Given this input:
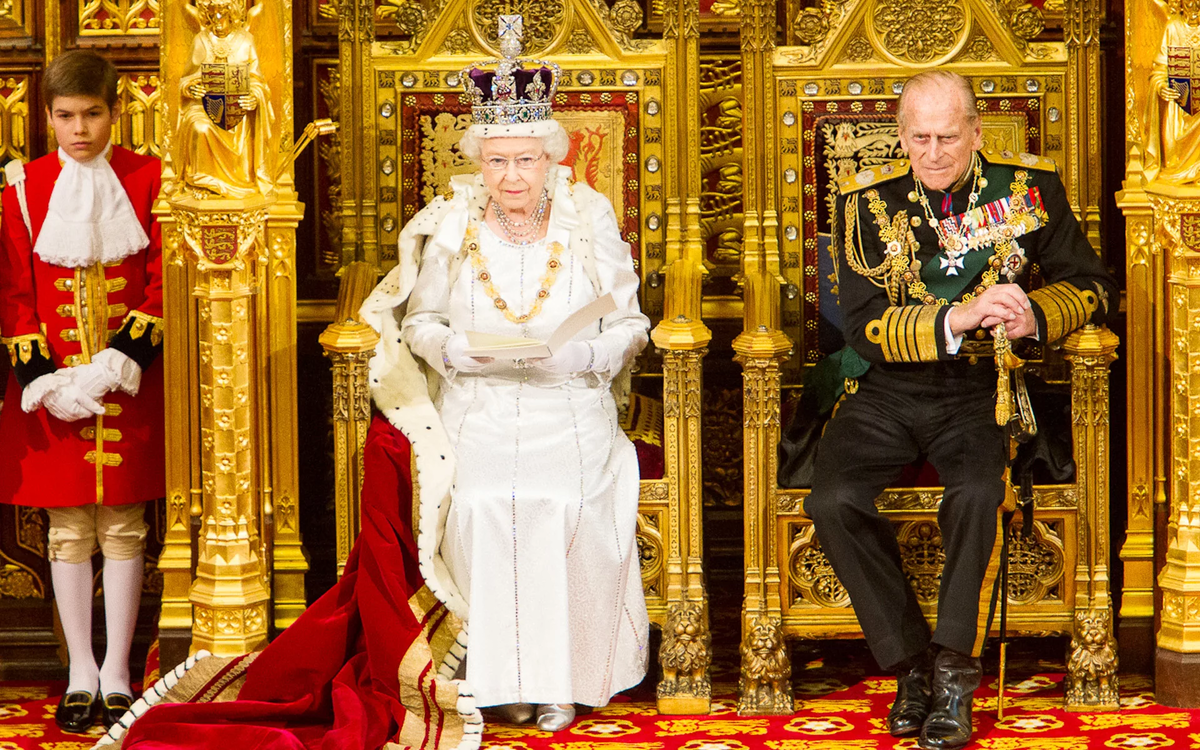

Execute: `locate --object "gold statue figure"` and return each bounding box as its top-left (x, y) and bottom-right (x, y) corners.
top-left (1147, 0), bottom-right (1200, 183)
top-left (177, 0), bottom-right (276, 198)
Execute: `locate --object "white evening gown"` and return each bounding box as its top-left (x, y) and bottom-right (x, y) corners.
top-left (401, 202), bottom-right (650, 708)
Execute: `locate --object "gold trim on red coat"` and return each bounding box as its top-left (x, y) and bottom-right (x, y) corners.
top-left (1, 330), bottom-right (50, 366)
top-left (123, 309), bottom-right (164, 347)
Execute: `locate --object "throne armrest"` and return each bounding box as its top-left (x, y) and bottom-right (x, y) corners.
top-left (320, 262), bottom-right (382, 578)
top-left (318, 262), bottom-right (381, 355)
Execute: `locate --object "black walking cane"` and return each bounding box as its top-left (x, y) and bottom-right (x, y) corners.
top-left (990, 324), bottom-right (1038, 720)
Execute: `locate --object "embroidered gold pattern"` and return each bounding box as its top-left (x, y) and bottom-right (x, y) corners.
top-left (866, 305), bottom-right (943, 362)
top-left (1, 332), bottom-right (50, 366)
top-left (85, 451), bottom-right (123, 468)
top-left (855, 166), bottom-right (1039, 362)
top-left (1028, 281), bottom-right (1097, 344)
top-left (123, 309), bottom-right (165, 347)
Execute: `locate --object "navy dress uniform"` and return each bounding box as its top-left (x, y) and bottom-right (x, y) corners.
top-left (803, 148), bottom-right (1117, 743)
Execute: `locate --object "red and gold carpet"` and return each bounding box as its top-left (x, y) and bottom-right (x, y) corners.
top-left (1, 663), bottom-right (1196, 750)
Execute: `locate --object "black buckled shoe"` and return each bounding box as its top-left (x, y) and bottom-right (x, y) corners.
top-left (55, 689), bottom-right (99, 733)
top-left (918, 647), bottom-right (982, 750)
top-left (102, 692), bottom-right (134, 729)
top-left (887, 647), bottom-right (934, 737)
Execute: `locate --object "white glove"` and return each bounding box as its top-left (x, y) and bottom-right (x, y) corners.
top-left (68, 362), bottom-right (118, 403)
top-left (442, 334), bottom-right (489, 374)
top-left (77, 348), bottom-right (143, 398)
top-left (44, 381), bottom-right (106, 422)
top-left (22, 371), bottom-right (105, 422)
top-left (531, 340), bottom-right (609, 377)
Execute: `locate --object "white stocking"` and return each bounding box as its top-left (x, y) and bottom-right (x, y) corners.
top-left (50, 559), bottom-right (99, 694)
top-left (98, 555), bottom-right (143, 697)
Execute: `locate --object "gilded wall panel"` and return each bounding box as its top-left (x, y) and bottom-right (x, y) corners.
top-left (699, 58), bottom-right (744, 307)
top-left (314, 60), bottom-right (342, 270)
top-left (114, 73), bottom-right (163, 157)
top-left (79, 0), bottom-right (161, 35)
top-left (0, 76), bottom-right (29, 177)
top-left (0, 507), bottom-right (46, 600)
top-left (0, 0), bottom-right (35, 40)
top-left (703, 386), bottom-right (743, 506)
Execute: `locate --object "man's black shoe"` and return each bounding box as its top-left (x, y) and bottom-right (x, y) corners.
top-left (55, 689), bottom-right (98, 733)
top-left (887, 648), bottom-right (934, 737)
top-left (919, 647), bottom-right (981, 750)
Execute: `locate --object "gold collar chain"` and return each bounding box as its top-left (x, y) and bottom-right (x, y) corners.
top-left (465, 222), bottom-right (565, 325)
top-left (909, 152), bottom-right (986, 263)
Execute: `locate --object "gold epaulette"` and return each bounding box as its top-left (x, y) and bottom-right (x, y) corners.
top-left (983, 148), bottom-right (1058, 173)
top-left (838, 159), bottom-right (911, 195)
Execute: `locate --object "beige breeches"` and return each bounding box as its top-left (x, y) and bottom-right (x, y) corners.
top-left (46, 503), bottom-right (148, 564)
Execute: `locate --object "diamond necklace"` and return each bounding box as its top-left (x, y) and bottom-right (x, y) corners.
top-left (491, 188), bottom-right (549, 245)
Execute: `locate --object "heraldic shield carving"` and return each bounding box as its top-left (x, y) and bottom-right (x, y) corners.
top-left (201, 62), bottom-right (252, 129)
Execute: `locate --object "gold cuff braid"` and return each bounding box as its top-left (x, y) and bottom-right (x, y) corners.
top-left (865, 305), bottom-right (942, 363)
top-left (1028, 282), bottom-right (1097, 344)
top-left (122, 310), bottom-right (164, 347)
top-left (1, 331), bottom-right (50, 366)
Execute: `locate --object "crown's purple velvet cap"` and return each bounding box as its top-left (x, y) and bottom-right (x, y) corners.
top-left (469, 67), bottom-right (554, 101)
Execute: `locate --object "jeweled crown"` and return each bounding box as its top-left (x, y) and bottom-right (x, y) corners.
top-left (462, 15), bottom-right (560, 126)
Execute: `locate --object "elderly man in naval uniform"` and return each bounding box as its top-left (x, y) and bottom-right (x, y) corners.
top-left (803, 69), bottom-right (1116, 750)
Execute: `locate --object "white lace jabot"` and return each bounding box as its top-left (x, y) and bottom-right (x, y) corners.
top-left (33, 142), bottom-right (149, 269)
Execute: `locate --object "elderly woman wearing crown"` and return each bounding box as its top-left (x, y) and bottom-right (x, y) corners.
top-left (367, 17), bottom-right (652, 730)
top-left (111, 17), bottom-right (646, 750)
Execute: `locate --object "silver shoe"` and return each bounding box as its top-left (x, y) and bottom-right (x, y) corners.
top-left (489, 702), bottom-right (535, 724)
top-left (536, 703), bottom-right (576, 732)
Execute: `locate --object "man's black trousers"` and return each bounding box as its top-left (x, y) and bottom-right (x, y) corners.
top-left (803, 364), bottom-right (1006, 671)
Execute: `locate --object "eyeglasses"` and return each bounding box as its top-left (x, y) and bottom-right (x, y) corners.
top-left (481, 154), bottom-right (545, 172)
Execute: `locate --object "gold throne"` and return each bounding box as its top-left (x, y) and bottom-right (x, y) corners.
top-left (735, 0), bottom-right (1120, 714)
top-left (320, 0), bottom-right (714, 714)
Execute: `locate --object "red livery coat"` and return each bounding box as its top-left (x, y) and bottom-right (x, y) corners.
top-left (0, 146), bottom-right (164, 508)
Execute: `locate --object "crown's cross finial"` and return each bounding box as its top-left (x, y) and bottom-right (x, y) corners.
top-left (461, 14), bottom-right (559, 129)
top-left (498, 15), bottom-right (523, 60)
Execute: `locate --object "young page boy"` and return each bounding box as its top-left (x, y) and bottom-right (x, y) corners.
top-left (0, 49), bottom-right (163, 733)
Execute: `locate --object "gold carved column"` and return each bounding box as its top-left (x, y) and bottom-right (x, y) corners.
top-left (1116, 178), bottom-right (1158, 661)
top-left (734, 0), bottom-right (792, 717)
top-left (265, 201), bottom-right (309, 630)
top-left (1119, 0), bottom-right (1169, 678)
top-left (1062, 326), bottom-right (1120, 710)
top-left (336, 0), bottom-right (378, 268)
top-left (1063, 0), bottom-right (1104, 249)
top-left (1148, 187), bottom-right (1200, 704)
top-left (1123, 0), bottom-right (1200, 704)
top-left (652, 0), bottom-right (713, 716)
top-left (158, 0), bottom-right (309, 657)
top-left (172, 199), bottom-right (274, 655)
